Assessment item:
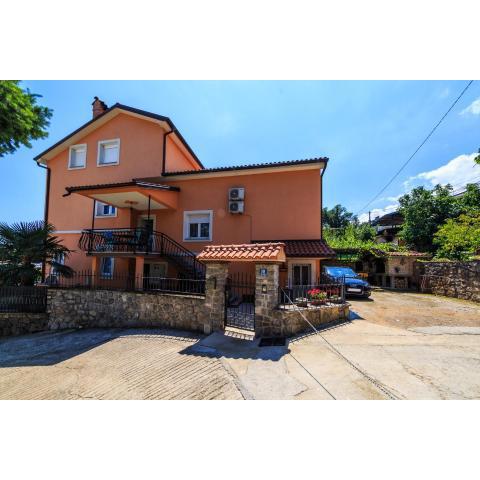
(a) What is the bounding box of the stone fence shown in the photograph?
[419,260,480,302]
[1,261,349,338]
[0,312,48,337]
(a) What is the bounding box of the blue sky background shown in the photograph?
[1,80,480,224]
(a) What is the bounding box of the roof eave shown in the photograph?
[34,103,204,170]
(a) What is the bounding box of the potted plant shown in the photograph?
[295,297,309,308]
[308,289,327,306]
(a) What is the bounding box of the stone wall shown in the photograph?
[0,312,48,337]
[256,303,350,338]
[420,260,480,302]
[47,289,213,333]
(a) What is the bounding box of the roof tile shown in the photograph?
[253,239,335,258]
[197,243,286,263]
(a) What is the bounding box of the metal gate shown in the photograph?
[224,273,255,331]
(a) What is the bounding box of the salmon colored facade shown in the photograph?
[35,99,334,287]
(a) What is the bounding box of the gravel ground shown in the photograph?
[349,289,480,330]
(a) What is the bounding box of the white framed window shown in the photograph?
[68,144,87,169]
[97,139,120,166]
[183,210,213,242]
[95,201,117,217]
[288,259,317,287]
[100,257,114,279]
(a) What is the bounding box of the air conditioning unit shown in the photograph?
[229,187,245,201]
[229,201,244,214]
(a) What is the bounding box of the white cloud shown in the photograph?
[439,87,450,99]
[358,203,398,223]
[360,152,480,223]
[404,152,480,191]
[460,97,480,115]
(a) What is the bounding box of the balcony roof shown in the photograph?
[64,180,179,211]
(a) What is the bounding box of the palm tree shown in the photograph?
[0,221,73,286]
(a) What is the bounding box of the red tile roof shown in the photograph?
[253,239,336,258]
[197,243,286,263]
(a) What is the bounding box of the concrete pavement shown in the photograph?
[1,290,479,400]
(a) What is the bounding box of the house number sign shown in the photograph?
[259,268,268,277]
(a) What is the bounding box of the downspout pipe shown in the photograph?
[320,161,328,240]
[162,129,175,176]
[36,160,51,281]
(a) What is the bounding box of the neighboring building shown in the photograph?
[35,98,335,287]
[371,211,404,245]
[324,248,430,289]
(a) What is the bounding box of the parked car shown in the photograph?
[323,266,372,298]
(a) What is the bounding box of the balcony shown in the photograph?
[79,228,206,278]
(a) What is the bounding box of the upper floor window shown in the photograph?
[183,210,212,241]
[68,144,87,169]
[95,201,117,217]
[97,139,120,166]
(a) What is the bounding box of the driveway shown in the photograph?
[204,290,480,399]
[0,329,243,400]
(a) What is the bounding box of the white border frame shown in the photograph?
[68,143,87,170]
[94,200,118,218]
[183,210,213,242]
[97,138,120,167]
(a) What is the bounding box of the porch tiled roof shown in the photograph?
[197,243,286,263]
[253,239,336,258]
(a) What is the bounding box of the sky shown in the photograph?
[1,80,480,224]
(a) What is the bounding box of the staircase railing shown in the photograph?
[78,228,206,278]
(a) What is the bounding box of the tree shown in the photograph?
[398,185,461,253]
[0,81,53,157]
[322,204,357,228]
[323,223,387,250]
[0,221,73,286]
[458,183,480,214]
[434,213,480,260]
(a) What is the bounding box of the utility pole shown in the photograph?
[368,211,371,225]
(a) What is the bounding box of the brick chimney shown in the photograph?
[92,96,108,118]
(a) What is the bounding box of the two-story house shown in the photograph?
[35,98,334,287]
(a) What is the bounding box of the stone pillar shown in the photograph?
[254,263,280,337]
[204,262,229,334]
[135,256,145,290]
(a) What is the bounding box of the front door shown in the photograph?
[139,217,154,232]
[145,262,167,290]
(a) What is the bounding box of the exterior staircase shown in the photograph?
[79,228,206,278]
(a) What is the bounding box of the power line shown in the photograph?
[355,80,474,216]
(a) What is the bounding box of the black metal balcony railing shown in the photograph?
[79,228,206,278]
